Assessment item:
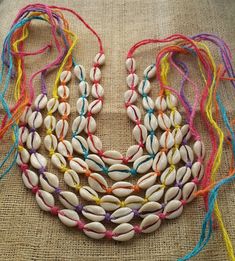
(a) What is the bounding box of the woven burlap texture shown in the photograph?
[0,0,235,260]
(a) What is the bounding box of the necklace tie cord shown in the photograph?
[0,4,235,261]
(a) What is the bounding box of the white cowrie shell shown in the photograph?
[112,223,134,241]
[51,153,66,170]
[100,195,120,211]
[144,64,156,79]
[44,115,56,131]
[22,169,38,189]
[34,94,48,109]
[64,169,80,188]
[60,70,72,83]
[26,131,41,150]
[58,209,80,227]
[146,135,159,155]
[108,164,131,181]
[76,97,88,115]
[102,150,123,165]
[87,135,102,153]
[170,110,182,127]
[72,135,88,155]
[155,96,167,111]
[163,200,183,219]
[88,173,108,193]
[82,205,106,222]
[160,166,176,186]
[91,83,104,98]
[160,131,174,149]
[166,93,178,108]
[126,73,139,88]
[133,124,147,144]
[138,202,162,218]
[138,79,151,95]
[78,81,90,97]
[191,161,204,181]
[36,190,54,211]
[172,128,183,145]
[193,140,205,159]
[79,186,98,202]
[30,152,47,169]
[40,172,59,193]
[124,195,144,209]
[85,154,105,172]
[59,191,79,209]
[19,126,29,144]
[70,157,88,173]
[94,53,105,66]
[124,89,138,104]
[181,124,191,142]
[126,145,143,162]
[183,182,197,203]
[176,166,192,185]
[111,182,134,197]
[127,105,141,122]
[111,207,134,224]
[145,184,165,202]
[57,85,70,99]
[84,222,106,240]
[125,57,136,72]
[85,116,97,134]
[140,214,161,233]
[28,111,43,129]
[57,140,73,157]
[167,148,181,165]
[74,64,86,81]
[142,96,155,110]
[164,187,181,203]
[137,172,157,190]
[90,66,101,81]
[55,119,68,139]
[46,98,59,114]
[158,113,171,130]
[152,151,167,172]
[58,102,71,116]
[20,106,32,123]
[72,116,86,135]
[88,99,102,114]
[144,113,158,131]
[44,134,57,151]
[133,155,153,173]
[180,145,194,163]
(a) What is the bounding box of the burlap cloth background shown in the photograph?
[0,0,235,260]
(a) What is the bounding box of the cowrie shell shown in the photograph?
[142,96,155,110]
[20,106,32,123]
[60,70,72,83]
[145,184,165,202]
[144,64,156,79]
[90,67,101,81]
[87,135,102,153]
[160,166,176,186]
[69,157,88,173]
[22,169,38,189]
[94,53,105,66]
[111,207,134,224]
[55,119,68,139]
[44,115,56,131]
[126,73,139,88]
[172,128,183,145]
[57,85,70,99]
[26,131,41,150]
[82,205,106,222]
[126,145,143,162]
[88,173,108,193]
[138,202,162,218]
[28,111,43,129]
[193,140,205,159]
[140,214,161,233]
[79,186,98,202]
[100,195,121,211]
[180,145,194,163]
[40,172,59,193]
[72,135,88,155]
[58,102,71,116]
[44,134,57,151]
[51,153,66,170]
[152,151,167,172]
[78,81,90,97]
[74,64,86,81]
[137,172,157,190]
[164,187,181,203]
[170,110,182,127]
[84,222,106,240]
[167,148,181,165]
[138,79,151,95]
[30,152,47,169]
[58,209,80,227]
[163,200,183,219]
[57,140,73,157]
[124,89,138,104]
[85,116,97,134]
[176,166,192,185]
[59,191,79,209]
[88,99,102,114]
[36,190,54,211]
[76,97,88,115]
[91,83,104,98]
[125,57,136,72]
[191,161,204,181]
[183,182,197,203]
[133,124,148,144]
[127,105,141,122]
[46,98,59,114]
[102,150,123,165]
[108,164,131,181]
[64,169,80,188]
[85,154,105,172]
[181,124,191,142]
[159,131,174,149]
[111,182,134,197]
[158,113,171,130]
[124,195,144,209]
[34,94,48,109]
[146,135,159,155]
[112,223,134,241]
[72,116,86,135]
[166,93,178,108]
[144,113,158,131]
[133,155,153,173]
[19,126,29,144]
[155,96,167,111]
